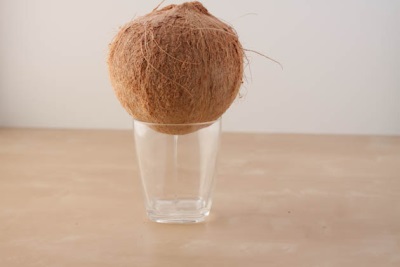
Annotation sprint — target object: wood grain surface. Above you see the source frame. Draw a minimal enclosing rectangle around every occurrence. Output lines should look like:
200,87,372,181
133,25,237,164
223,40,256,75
1,129,399,267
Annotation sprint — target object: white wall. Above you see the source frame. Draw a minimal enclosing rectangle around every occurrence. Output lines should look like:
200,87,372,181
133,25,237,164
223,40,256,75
1,0,399,135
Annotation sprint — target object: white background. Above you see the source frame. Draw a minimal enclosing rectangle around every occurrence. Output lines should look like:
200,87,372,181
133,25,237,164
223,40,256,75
0,0,399,135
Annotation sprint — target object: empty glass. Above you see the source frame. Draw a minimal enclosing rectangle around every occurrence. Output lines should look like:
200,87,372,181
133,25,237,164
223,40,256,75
133,118,221,223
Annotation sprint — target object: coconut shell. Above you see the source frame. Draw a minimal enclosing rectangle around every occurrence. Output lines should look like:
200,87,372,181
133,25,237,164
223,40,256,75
108,1,244,134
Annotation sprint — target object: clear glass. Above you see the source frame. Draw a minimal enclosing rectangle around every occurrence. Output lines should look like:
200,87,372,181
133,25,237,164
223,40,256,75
133,118,221,223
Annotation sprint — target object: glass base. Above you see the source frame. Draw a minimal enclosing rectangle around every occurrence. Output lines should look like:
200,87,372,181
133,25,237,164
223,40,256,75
146,198,211,224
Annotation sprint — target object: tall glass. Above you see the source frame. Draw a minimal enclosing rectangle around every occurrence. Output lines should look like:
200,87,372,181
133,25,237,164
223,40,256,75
132,118,221,223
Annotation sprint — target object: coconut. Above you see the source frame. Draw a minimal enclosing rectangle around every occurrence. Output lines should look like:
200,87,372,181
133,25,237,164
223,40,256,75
108,1,244,134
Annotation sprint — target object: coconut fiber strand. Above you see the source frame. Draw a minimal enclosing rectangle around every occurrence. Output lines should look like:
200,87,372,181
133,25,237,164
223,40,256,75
108,1,244,134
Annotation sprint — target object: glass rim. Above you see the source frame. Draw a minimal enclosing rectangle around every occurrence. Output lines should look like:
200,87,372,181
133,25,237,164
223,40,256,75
133,117,221,126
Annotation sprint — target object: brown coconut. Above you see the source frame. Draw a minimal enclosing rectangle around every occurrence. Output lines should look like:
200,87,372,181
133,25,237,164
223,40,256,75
108,1,244,134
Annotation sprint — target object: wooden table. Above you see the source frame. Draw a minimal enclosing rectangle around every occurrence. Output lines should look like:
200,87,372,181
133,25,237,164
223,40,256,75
0,129,399,267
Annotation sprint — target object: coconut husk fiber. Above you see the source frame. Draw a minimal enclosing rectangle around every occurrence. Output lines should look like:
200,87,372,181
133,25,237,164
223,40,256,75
108,1,244,134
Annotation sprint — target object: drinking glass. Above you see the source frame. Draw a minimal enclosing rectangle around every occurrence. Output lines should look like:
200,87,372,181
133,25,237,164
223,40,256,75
132,118,221,223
